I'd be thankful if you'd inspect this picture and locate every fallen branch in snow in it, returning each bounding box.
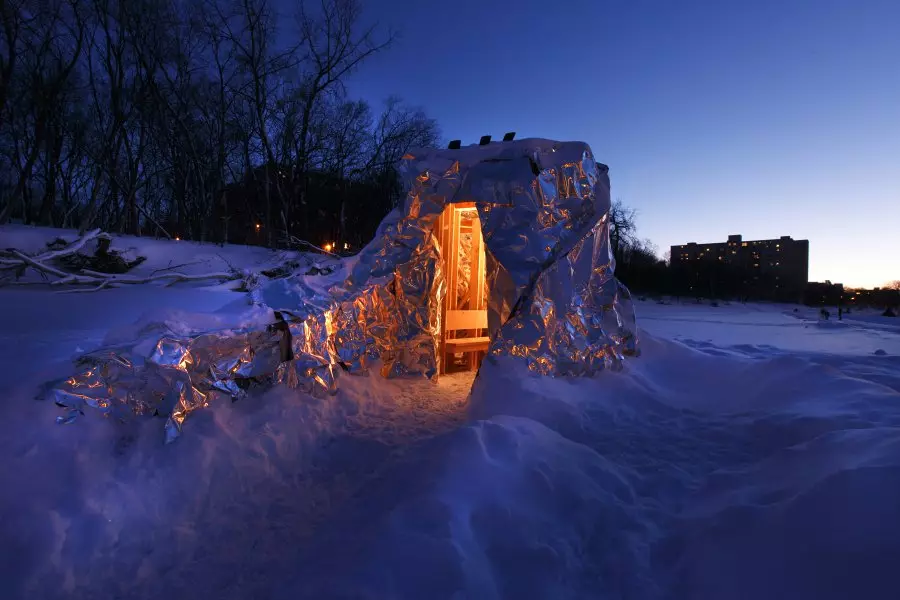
[80,268,238,283]
[0,230,243,291]
[7,249,72,279]
[34,229,105,262]
[282,234,341,258]
[0,229,104,274]
[215,253,240,272]
[150,260,203,276]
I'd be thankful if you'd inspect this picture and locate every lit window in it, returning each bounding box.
[742,242,748,247]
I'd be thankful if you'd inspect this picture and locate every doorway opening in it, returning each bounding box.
[435,203,490,374]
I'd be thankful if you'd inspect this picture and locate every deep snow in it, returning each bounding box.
[1,227,899,599]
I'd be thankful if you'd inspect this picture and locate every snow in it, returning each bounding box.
[638,300,900,357]
[2,227,900,599]
[0,224,289,280]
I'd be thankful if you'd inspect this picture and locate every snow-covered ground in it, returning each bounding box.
[1,227,899,599]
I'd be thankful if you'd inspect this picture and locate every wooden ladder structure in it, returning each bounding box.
[435,203,490,374]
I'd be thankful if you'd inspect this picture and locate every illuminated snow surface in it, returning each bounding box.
[1,228,900,600]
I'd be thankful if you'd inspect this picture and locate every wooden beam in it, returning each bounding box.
[446,309,489,330]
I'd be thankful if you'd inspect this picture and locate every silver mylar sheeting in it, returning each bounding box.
[49,138,638,441]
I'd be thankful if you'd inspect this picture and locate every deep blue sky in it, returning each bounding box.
[309,0,898,287]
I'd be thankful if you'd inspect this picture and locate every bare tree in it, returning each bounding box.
[364,96,439,177]
[200,0,242,242]
[76,0,145,232]
[0,0,27,131]
[322,95,371,177]
[293,0,395,239]
[0,0,86,224]
[0,0,441,250]
[886,281,900,291]
[608,199,637,264]
[126,0,226,239]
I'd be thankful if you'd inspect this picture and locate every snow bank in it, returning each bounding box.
[2,228,900,599]
[0,303,474,599]
[274,332,900,600]
[0,225,291,280]
[636,300,900,357]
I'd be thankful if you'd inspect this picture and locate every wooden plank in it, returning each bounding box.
[472,219,484,311]
[437,206,449,373]
[445,309,488,331]
[453,201,476,210]
[450,206,458,312]
[445,337,491,351]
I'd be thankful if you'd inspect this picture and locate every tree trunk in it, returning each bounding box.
[38,123,64,225]
[264,173,272,247]
[222,189,228,244]
[0,136,43,223]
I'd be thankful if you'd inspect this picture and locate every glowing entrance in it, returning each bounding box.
[435,203,489,373]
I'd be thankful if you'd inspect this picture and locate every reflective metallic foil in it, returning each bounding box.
[50,138,638,440]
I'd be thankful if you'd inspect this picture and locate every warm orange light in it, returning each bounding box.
[255,223,261,230]
[175,236,180,241]
[323,243,333,252]
[343,242,349,250]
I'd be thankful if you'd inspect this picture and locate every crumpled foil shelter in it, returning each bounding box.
[50,138,638,441]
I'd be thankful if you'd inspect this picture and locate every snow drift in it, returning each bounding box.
[272,324,900,600]
[2,224,900,599]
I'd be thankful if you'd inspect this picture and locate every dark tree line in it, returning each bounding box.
[608,199,670,294]
[0,0,439,248]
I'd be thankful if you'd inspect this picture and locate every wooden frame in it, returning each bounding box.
[435,203,489,374]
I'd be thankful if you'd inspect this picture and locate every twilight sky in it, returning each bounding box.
[333,0,899,287]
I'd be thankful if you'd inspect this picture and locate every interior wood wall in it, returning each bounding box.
[434,203,488,354]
